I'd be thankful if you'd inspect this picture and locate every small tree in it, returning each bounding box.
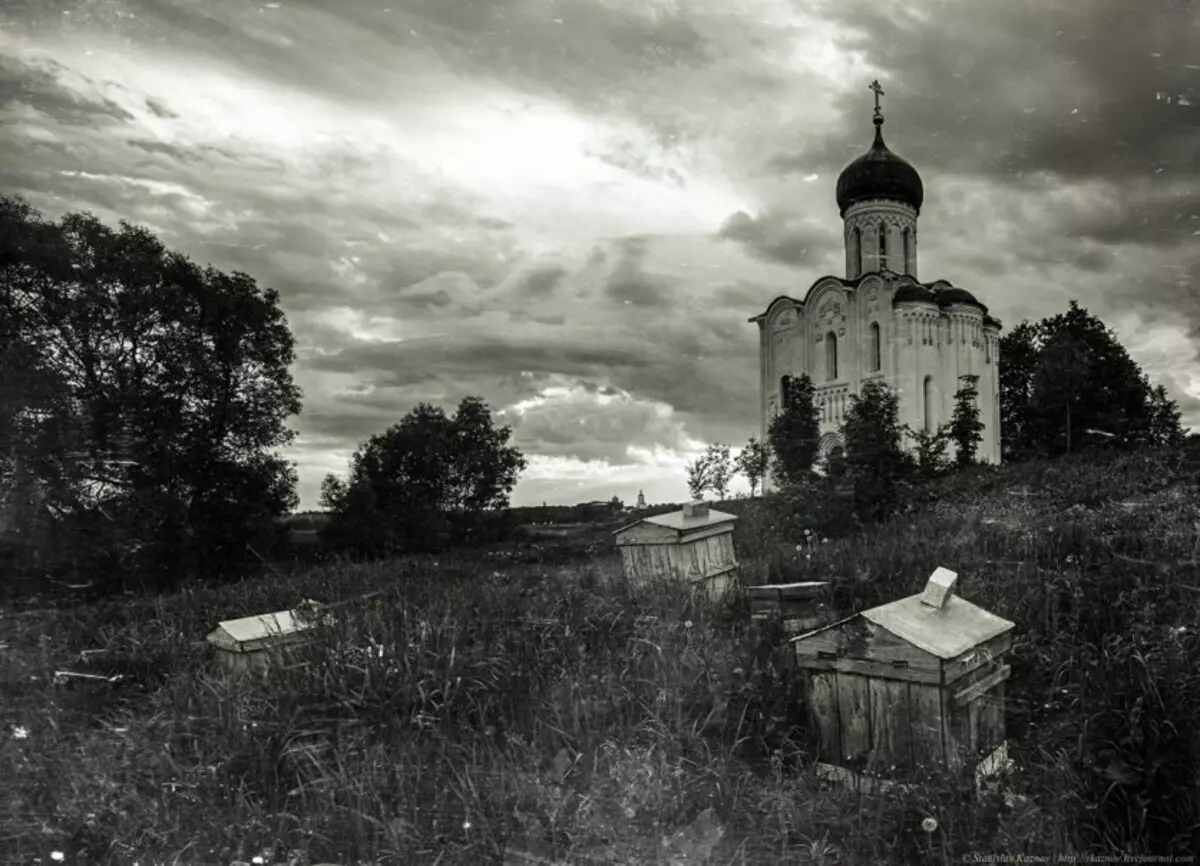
[948,374,985,467]
[735,435,771,497]
[768,374,821,486]
[686,443,734,500]
[685,455,711,500]
[842,380,912,523]
[905,426,950,479]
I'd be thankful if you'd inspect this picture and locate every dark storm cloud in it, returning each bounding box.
[0,54,135,124]
[774,0,1200,205]
[717,209,833,266]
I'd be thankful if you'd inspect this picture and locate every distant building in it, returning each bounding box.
[750,80,1001,491]
[636,489,647,510]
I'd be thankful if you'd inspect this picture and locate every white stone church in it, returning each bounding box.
[750,82,1001,487]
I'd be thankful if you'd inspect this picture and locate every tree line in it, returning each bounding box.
[686,301,1184,524]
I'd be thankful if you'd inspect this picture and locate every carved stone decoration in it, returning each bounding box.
[865,284,881,315]
[775,308,796,330]
[817,296,847,336]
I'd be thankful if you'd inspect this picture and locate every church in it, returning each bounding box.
[750,81,1002,488]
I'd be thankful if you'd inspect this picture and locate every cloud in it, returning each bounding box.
[717,209,838,267]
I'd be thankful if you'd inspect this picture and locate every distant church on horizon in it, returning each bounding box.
[750,80,1002,490]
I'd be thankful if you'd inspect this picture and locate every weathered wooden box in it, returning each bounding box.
[613,501,738,601]
[747,581,831,634]
[790,567,1014,789]
[206,600,330,676]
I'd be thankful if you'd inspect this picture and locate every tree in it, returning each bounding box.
[322,397,526,555]
[905,426,950,480]
[841,380,912,522]
[734,435,771,497]
[768,373,821,486]
[0,194,302,585]
[685,455,710,500]
[1000,301,1184,460]
[947,374,985,467]
[685,443,733,500]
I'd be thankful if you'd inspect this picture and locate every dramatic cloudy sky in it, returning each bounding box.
[2,0,1198,508]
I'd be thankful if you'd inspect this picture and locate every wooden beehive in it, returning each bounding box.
[205,600,329,675]
[612,501,738,601]
[747,581,831,634]
[790,567,1015,789]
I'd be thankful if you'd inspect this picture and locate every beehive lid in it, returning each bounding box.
[641,506,736,532]
[206,600,326,653]
[861,593,1014,660]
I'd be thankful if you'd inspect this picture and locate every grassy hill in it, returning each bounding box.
[2,450,1198,863]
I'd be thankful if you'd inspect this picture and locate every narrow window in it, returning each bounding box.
[901,228,910,273]
[852,227,862,276]
[780,374,792,403]
[878,224,888,270]
[869,322,881,372]
[923,375,934,432]
[826,332,838,381]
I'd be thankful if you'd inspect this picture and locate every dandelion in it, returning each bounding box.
[921,817,938,833]
[252,858,265,865]
[11,725,28,740]
[684,620,693,629]
[463,819,472,830]
[51,854,64,863]
[822,537,829,544]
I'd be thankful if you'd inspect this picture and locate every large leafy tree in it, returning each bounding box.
[0,194,302,583]
[768,373,821,487]
[841,380,912,522]
[321,397,526,555]
[1000,301,1184,460]
[685,443,733,500]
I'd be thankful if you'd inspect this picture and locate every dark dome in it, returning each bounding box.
[893,284,936,305]
[835,121,924,217]
[935,286,986,310]
[983,315,1002,329]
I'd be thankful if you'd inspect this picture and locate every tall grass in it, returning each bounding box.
[3,450,1199,863]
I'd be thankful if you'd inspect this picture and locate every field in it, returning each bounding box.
[2,450,1199,864]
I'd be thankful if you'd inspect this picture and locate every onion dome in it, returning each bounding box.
[835,86,924,217]
[893,284,937,304]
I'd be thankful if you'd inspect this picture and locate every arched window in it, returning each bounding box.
[923,375,935,432]
[901,228,910,273]
[878,224,888,271]
[826,332,838,381]
[852,227,862,276]
[869,322,881,372]
[780,374,792,403]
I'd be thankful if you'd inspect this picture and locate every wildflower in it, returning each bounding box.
[805,554,811,560]
[921,817,938,833]
[463,819,472,830]
[252,858,265,865]
[684,620,693,629]
[51,854,65,863]
[822,537,828,544]
[11,726,28,740]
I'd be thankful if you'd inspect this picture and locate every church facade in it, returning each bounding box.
[750,82,1002,489]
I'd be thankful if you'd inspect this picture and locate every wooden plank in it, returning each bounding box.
[943,632,1013,686]
[792,652,942,685]
[952,664,1010,708]
[809,672,841,764]
[910,683,945,766]
[675,523,736,545]
[946,697,971,773]
[614,522,678,545]
[837,672,872,763]
[976,680,1006,757]
[868,678,912,773]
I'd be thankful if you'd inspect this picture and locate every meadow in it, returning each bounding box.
[2,450,1199,865]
